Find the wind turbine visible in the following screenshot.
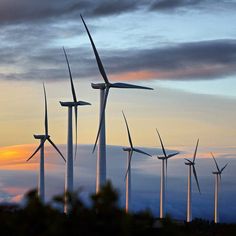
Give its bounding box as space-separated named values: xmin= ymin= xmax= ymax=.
xmin=156 ymin=129 xmax=179 ymax=219
xmin=81 ymin=15 xmax=153 ymax=193
xmin=184 ymin=139 xmax=201 ymax=222
xmin=27 ymin=84 xmax=66 ymax=203
xmin=122 ymin=111 xmax=151 ymax=213
xmin=211 ymin=152 xmax=228 ymax=223
xmin=60 ymin=47 xmax=91 ymax=214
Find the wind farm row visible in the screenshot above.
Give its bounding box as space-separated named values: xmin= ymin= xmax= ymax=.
xmin=1 ymin=15 xmax=229 ymax=224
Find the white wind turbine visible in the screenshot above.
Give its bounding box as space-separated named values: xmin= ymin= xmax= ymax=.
xmin=211 ymin=152 xmax=228 ymax=224
xmin=184 ymin=139 xmax=201 ymax=222
xmin=156 ymin=129 xmax=179 ymax=219
xmin=122 ymin=111 xmax=151 ymax=213
xmin=81 ymin=15 xmax=153 ymax=193
xmin=60 ymin=47 xmax=91 ymax=214
xmin=27 ymin=84 xmax=66 ymax=203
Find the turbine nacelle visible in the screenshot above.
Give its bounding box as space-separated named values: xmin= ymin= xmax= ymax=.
xmin=184 ymin=140 xmax=201 ymax=194
xmin=60 ymin=101 xmax=91 ymax=107
xmin=122 ymin=111 xmax=151 ymax=180
xmin=27 ymin=84 xmax=66 ymax=163
xmin=81 ymin=15 xmax=153 ymax=154
xmin=185 ymin=162 xmax=194 ymax=166
xmin=184 ymin=158 xmax=195 ymax=166
xmin=212 ymin=171 xmax=221 ymax=175
xmin=91 ymin=83 xmax=107 ymax=90
xmin=123 ymin=147 xmax=132 ymax=152
xmin=155 ymin=129 xmax=179 ymax=190
xmin=34 ymin=134 xmax=50 ymax=139
xmin=158 ymin=152 xmax=179 ymax=160
xmin=211 ymin=152 xmax=228 ymax=175
xmin=62 ymin=47 xmax=91 ymax=161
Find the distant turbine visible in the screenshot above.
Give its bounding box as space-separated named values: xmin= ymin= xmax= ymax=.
xmin=81 ymin=15 xmax=153 ymax=193
xmin=184 ymin=139 xmax=201 ymax=222
xmin=60 ymin=47 xmax=91 ymax=214
xmin=27 ymin=84 xmax=65 ymax=203
xmin=156 ymin=129 xmax=179 ymax=219
xmin=211 ymin=152 xmax=228 ymax=224
xmin=122 ymin=111 xmax=151 ymax=213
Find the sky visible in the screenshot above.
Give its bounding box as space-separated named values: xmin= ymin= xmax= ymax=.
xmin=0 ymin=0 xmax=236 ymax=222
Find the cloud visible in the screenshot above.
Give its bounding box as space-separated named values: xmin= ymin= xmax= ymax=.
xmin=0 ymin=0 xmax=73 ymax=25
xmin=0 ymin=1 xmax=234 ymax=25
xmin=0 ymin=1 xmax=235 ymax=83
xmin=149 ymin=0 xmax=206 ymax=11
xmin=0 ymin=144 xmax=235 ymax=222
xmin=107 ymin=39 xmax=236 ymax=81
xmin=1 ymin=37 xmax=236 ymax=82
xmin=0 ymin=0 xmax=142 ymax=25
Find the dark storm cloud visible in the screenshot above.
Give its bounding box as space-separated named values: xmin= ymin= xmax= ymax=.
xmin=0 ymin=0 xmax=78 ymax=24
xmin=89 ymin=0 xmax=140 ymax=16
xmin=104 ymin=39 xmax=236 ymax=80
xmin=1 ymin=39 xmax=236 ymax=81
xmin=149 ymin=0 xmax=206 ymax=11
xmin=0 ymin=0 xmax=140 ymax=24
xmin=0 ymin=0 xmax=232 ymax=25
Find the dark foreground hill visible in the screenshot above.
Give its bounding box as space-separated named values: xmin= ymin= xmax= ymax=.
xmin=0 ymin=181 xmax=234 ymax=236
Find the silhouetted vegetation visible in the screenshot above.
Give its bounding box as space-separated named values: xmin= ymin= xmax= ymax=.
xmin=0 ymin=181 xmax=235 ymax=235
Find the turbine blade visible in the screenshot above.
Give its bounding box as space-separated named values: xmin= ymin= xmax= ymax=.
xmin=43 ymin=83 xmax=48 ymax=136
xmin=193 ymin=138 xmax=199 ymax=163
xmin=92 ymin=88 xmax=109 ymax=153
xmin=111 ymin=82 xmax=153 ymax=90
xmin=124 ymin=150 xmax=133 ymax=181
xmin=63 ymin=47 xmax=77 ymax=102
xmin=220 ymin=163 xmax=228 ymax=173
xmin=192 ymin=165 xmax=201 ymax=194
xmin=74 ymin=106 xmax=78 ymax=161
xmin=78 ymin=101 xmax=91 ymax=106
xmin=156 ymin=129 xmax=167 ymax=158
xmin=80 ymin=15 xmax=109 ymax=84
xmin=122 ymin=111 xmax=133 ymax=149
xmin=167 ymin=152 xmax=179 ymax=158
xmin=211 ymin=152 xmax=220 ymax=172
xmin=47 ymin=138 xmax=66 ymax=162
xmin=133 ymin=148 xmax=151 ymax=157
xmin=27 ymin=138 xmax=46 ymax=162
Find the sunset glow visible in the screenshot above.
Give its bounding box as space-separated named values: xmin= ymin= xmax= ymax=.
xmin=0 ymin=0 xmax=235 ymax=224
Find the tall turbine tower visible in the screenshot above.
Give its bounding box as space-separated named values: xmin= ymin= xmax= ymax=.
xmin=81 ymin=15 xmax=153 ymax=193
xmin=60 ymin=48 xmax=91 ymax=214
xmin=211 ymin=152 xmax=228 ymax=223
xmin=122 ymin=111 xmax=151 ymax=212
xmin=156 ymin=129 xmax=179 ymax=219
xmin=184 ymin=139 xmax=201 ymax=222
xmin=27 ymin=84 xmax=66 ymax=203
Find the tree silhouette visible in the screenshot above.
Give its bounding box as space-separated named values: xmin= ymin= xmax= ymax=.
xmin=0 ymin=182 xmax=234 ymax=236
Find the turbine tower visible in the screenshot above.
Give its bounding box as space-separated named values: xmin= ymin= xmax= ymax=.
xmin=60 ymin=48 xmax=91 ymax=214
xmin=81 ymin=15 xmax=153 ymax=193
xmin=184 ymin=139 xmax=201 ymax=223
xmin=122 ymin=111 xmax=151 ymax=212
xmin=156 ymin=129 xmax=179 ymax=219
xmin=211 ymin=152 xmax=228 ymax=224
xmin=27 ymin=84 xmax=66 ymax=203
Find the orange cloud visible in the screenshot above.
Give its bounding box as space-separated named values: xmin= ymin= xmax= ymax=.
xmin=110 ymin=70 xmax=157 ymax=81
xmin=109 ymin=64 xmax=230 ymax=82
xmin=0 ymin=144 xmax=64 ymax=171
xmin=2 ymin=186 xmax=28 ymax=195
